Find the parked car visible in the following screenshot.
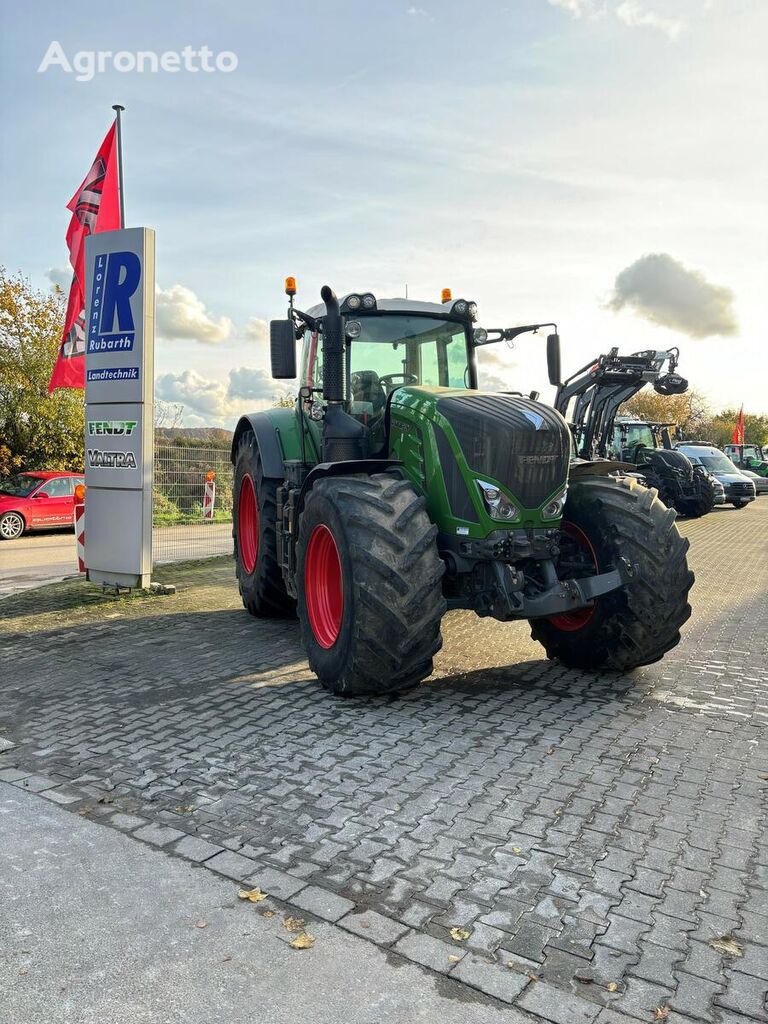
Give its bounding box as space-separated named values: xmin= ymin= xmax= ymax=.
xmin=675 ymin=444 xmax=756 ymax=509
xmin=0 ymin=471 xmax=85 ymax=540
xmin=741 ymin=469 xmax=768 ymax=496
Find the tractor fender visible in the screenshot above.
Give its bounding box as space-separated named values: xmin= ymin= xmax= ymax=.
xmin=296 ymin=460 xmax=403 ymax=518
xmin=231 ymin=412 xmax=286 ymax=478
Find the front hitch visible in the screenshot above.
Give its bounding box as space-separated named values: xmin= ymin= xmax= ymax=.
xmin=488 ymin=557 xmax=636 ymax=622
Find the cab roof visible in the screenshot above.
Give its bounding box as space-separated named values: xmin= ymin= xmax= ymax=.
xmin=304 ymin=297 xmax=457 ymax=319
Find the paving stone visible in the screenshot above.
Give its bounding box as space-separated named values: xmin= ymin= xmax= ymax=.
xmin=290 ymin=885 xmax=355 ymax=922
xmin=0 ymin=738 xmax=16 ymax=752
xmin=339 ymin=910 xmax=408 ymax=946
xmin=13 ymin=774 xmax=56 ymax=793
xmin=109 ymin=813 xmax=148 ymax=831
xmin=133 ymin=824 xmax=186 ymax=847
xmin=612 ymin=977 xmax=675 ymax=1021
xmin=39 ymin=788 xmax=81 ymax=805
xmin=2 ymin=508 xmax=767 ymax=1013
xmin=172 ymin=835 xmax=222 ymax=862
xmin=716 ymin=971 xmax=768 ymax=1020
xmin=451 ymin=953 xmax=530 ymax=1005
xmin=245 ymin=866 xmax=306 ymax=901
xmin=204 ymin=849 xmax=260 ymax=881
xmin=669 ymin=971 xmax=723 ymax=1022
xmin=393 ymin=931 xmax=466 ymax=974
xmin=518 ymin=980 xmax=600 ymax=1022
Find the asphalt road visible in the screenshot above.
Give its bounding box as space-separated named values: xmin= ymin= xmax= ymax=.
xmin=0 ymin=522 xmax=232 ymax=599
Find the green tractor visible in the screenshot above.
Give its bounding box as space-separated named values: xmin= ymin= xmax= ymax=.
xmin=231 ymin=281 xmax=693 ymax=696
xmin=723 ymin=443 xmax=768 ymax=478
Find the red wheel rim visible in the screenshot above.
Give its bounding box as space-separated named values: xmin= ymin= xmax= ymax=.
xmin=304 ymin=524 xmax=343 ymax=648
xmin=547 ymin=522 xmax=598 ymax=632
xmin=238 ymin=474 xmax=259 ymax=574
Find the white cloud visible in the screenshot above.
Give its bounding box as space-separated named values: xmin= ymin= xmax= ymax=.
xmin=227 ymin=365 xmax=277 ymax=402
xmin=607 ymin=253 xmax=737 ymax=338
xmin=615 ymin=1 xmax=685 ymax=39
xmin=45 ymin=266 xmax=72 ymax=291
xmin=244 ymin=317 xmax=269 ymax=343
xmin=155 ymin=365 xmax=293 ymax=426
xmin=548 ymin=0 xmax=685 ymax=37
xmin=156 ymin=284 xmax=233 ymax=345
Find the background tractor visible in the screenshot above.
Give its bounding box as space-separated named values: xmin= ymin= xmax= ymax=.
xmin=723 ymin=443 xmax=768 ymax=478
xmin=231 ymin=282 xmax=693 ymax=697
xmin=554 ymin=348 xmax=717 ymax=518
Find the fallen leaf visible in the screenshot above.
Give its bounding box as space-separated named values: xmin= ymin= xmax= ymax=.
xmin=19 ymin=968 xmax=28 ymax=976
xmin=607 ymin=981 xmax=619 ymax=992
xmin=175 ymin=805 xmax=195 ymax=813
xmin=554 ymin=808 xmax=562 ymax=816
xmin=289 ymin=932 xmax=315 ymax=950
xmin=450 ymin=927 xmax=471 ymax=941
xmin=262 ymin=910 xmax=274 ymax=918
xmin=545 ymin=747 xmax=555 ymax=755
xmin=77 ymin=806 xmax=93 ymax=816
xmin=527 ymin=972 xmax=540 ymax=982
xmin=221 ymin=955 xmax=232 ymax=962
xmin=96 ymin=795 xmax=113 ymax=804
xmin=283 ymin=916 xmax=306 ymax=933
xmin=237 ymin=887 xmax=267 ymax=903
xmin=708 ymin=935 xmax=743 ymax=957
xmin=195 ymin=921 xmax=208 ymax=929
xmin=448 ymin=954 xmax=462 ymax=963
xmin=758 ymin=773 xmax=768 ymax=781
xmin=512 ymin=846 xmax=522 ymax=855
xmin=653 ymin=1008 xmax=670 ymax=1021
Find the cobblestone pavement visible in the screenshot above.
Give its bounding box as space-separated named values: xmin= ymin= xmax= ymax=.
xmin=1 ymin=502 xmax=766 ymax=1023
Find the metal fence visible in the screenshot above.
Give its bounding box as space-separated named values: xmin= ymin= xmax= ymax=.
xmin=153 ymin=444 xmax=233 ymax=565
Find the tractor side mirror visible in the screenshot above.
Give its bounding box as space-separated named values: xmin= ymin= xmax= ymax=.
xmin=270 ymin=319 xmax=297 ymax=379
xmin=546 ymin=333 xmax=561 ymax=386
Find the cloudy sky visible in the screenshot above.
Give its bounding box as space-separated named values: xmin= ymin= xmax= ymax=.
xmin=1 ymin=0 xmax=765 ymax=427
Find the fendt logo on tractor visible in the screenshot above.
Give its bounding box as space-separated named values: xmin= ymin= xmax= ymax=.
xmin=229 ymin=278 xmax=694 ymax=699
xmin=87 ymin=249 xmax=141 ymax=354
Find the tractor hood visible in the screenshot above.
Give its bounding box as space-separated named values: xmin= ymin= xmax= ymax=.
xmin=391 ymin=387 xmax=571 ymax=518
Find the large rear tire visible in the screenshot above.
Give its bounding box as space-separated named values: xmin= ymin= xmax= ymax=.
xmin=530 ymin=476 xmax=694 ymax=671
xmin=296 ymin=473 xmax=445 ymax=697
xmin=232 ymin=430 xmax=294 ymax=617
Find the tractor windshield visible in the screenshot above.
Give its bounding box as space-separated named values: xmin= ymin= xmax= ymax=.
xmin=347 ymin=315 xmax=469 ymax=392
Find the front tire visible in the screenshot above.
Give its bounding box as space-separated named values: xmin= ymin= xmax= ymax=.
xmin=530 ymin=476 xmax=694 ymax=671
xmin=0 ymin=511 xmax=24 ymax=540
xmin=296 ymin=474 xmax=445 ymax=697
xmin=232 ymin=430 xmax=294 ymax=617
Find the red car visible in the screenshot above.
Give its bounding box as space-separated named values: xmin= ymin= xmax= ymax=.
xmin=0 ymin=471 xmax=85 ymax=541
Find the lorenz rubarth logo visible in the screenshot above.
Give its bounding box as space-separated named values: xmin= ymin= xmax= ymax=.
xmin=87 ymin=449 xmax=137 ymax=469
xmin=38 ymin=42 xmax=238 ymax=82
xmin=88 ymin=420 xmax=138 ymax=436
xmin=88 ymin=250 xmax=142 ymax=354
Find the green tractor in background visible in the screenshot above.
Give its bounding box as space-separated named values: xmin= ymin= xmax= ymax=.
xmin=723 ymin=443 xmax=768 ymax=478
xmin=231 ymin=281 xmax=693 ymax=697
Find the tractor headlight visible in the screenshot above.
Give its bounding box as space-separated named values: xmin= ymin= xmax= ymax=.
xmin=346 ymin=294 xmax=362 ymax=310
xmin=477 ymin=480 xmax=519 ymax=522
xmin=453 ymin=300 xmax=468 ymax=315
xmin=346 ymin=319 xmax=362 ymax=339
xmin=542 ymin=488 xmax=568 ymax=520
xmin=362 ymin=293 xmax=376 ymax=309
xmin=473 ymin=327 xmax=488 ymax=345
xmin=468 ymin=302 xmax=478 ymax=320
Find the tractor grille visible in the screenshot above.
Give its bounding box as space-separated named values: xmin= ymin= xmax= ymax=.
xmin=437 ymin=394 xmax=570 ymax=509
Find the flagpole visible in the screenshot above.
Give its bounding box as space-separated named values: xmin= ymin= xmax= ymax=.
xmin=112 ymin=104 xmax=126 ymax=228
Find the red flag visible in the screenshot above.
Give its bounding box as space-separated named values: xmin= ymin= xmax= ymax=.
xmin=731 ymin=406 xmax=745 ymax=445
xmin=48 ymin=122 xmax=121 ymax=392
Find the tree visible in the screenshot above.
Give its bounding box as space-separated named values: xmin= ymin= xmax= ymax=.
xmin=700 ymin=409 xmax=768 ymax=448
xmin=0 ymin=268 xmax=84 ymax=472
xmin=621 ymin=387 xmax=711 ymax=437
